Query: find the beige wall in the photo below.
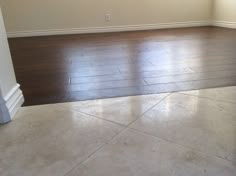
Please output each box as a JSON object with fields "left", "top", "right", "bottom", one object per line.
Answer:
{"left": 0, "top": 7, "right": 17, "bottom": 97}
{"left": 213, "top": 0, "right": 236, "bottom": 22}
{"left": 0, "top": 7, "right": 24, "bottom": 122}
{"left": 0, "top": 0, "right": 212, "bottom": 33}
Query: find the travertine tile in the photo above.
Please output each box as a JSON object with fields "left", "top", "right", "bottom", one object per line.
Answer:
{"left": 180, "top": 86, "right": 236, "bottom": 103}
{"left": 131, "top": 93, "right": 236, "bottom": 162}
{"left": 63, "top": 94, "right": 169, "bottom": 126}
{"left": 66, "top": 129, "right": 236, "bottom": 176}
{"left": 0, "top": 105, "right": 124, "bottom": 176}
{"left": 1, "top": 87, "right": 236, "bottom": 176}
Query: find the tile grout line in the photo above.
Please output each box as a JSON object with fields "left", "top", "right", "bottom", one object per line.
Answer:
{"left": 63, "top": 141, "right": 110, "bottom": 176}
{"left": 71, "top": 109, "right": 127, "bottom": 128}
{"left": 64, "top": 128, "right": 136, "bottom": 176}
{"left": 127, "top": 128, "right": 234, "bottom": 164}
{"left": 126, "top": 93, "right": 172, "bottom": 127}
{"left": 64, "top": 93, "right": 172, "bottom": 176}
{"left": 124, "top": 91, "right": 236, "bottom": 163}
{"left": 65, "top": 89, "right": 234, "bottom": 176}
{"left": 63, "top": 111, "right": 128, "bottom": 176}
{"left": 63, "top": 117, "right": 128, "bottom": 176}
{"left": 70, "top": 93, "right": 171, "bottom": 128}
{"left": 176, "top": 91, "right": 236, "bottom": 105}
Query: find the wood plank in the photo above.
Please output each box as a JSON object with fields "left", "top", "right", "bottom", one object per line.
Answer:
{"left": 8, "top": 26, "right": 236, "bottom": 106}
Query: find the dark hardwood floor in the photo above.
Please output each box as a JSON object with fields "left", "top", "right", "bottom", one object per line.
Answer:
{"left": 8, "top": 26, "right": 236, "bottom": 106}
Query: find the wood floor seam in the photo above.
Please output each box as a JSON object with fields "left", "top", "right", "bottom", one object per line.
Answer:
{"left": 9, "top": 26, "right": 236, "bottom": 105}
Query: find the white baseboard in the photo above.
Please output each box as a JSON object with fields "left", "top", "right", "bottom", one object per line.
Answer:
{"left": 7, "top": 21, "right": 211, "bottom": 38}
{"left": 0, "top": 97, "right": 11, "bottom": 123}
{"left": 3, "top": 84, "right": 24, "bottom": 120}
{"left": 212, "top": 21, "right": 236, "bottom": 29}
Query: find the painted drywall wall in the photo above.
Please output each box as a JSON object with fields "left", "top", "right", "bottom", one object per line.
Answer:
{"left": 213, "top": 0, "right": 236, "bottom": 22}
{"left": 0, "top": 0, "right": 212, "bottom": 35}
{"left": 0, "top": 7, "right": 17, "bottom": 97}
{"left": 0, "top": 7, "right": 23, "bottom": 122}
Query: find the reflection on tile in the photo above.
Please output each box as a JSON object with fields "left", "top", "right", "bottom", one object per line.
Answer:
{"left": 0, "top": 105, "right": 124, "bottom": 176}
{"left": 180, "top": 86, "right": 236, "bottom": 103}
{"left": 131, "top": 93, "right": 236, "bottom": 162}
{"left": 67, "top": 129, "right": 236, "bottom": 176}
{"left": 64, "top": 94, "right": 169, "bottom": 126}
{"left": 1, "top": 87, "right": 236, "bottom": 176}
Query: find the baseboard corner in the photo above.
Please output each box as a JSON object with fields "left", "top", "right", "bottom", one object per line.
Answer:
{"left": 4, "top": 84, "right": 24, "bottom": 120}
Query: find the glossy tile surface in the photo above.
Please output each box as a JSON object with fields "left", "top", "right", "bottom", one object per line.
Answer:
{"left": 180, "top": 86, "right": 236, "bottom": 103}
{"left": 131, "top": 93, "right": 236, "bottom": 162}
{"left": 63, "top": 94, "right": 169, "bottom": 126}
{"left": 0, "top": 87, "right": 236, "bottom": 176}
{"left": 67, "top": 129, "right": 236, "bottom": 176}
{"left": 0, "top": 104, "right": 124, "bottom": 176}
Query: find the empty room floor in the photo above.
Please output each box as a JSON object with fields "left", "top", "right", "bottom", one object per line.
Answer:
{"left": 0, "top": 86, "right": 236, "bottom": 175}
{"left": 9, "top": 26, "right": 236, "bottom": 106}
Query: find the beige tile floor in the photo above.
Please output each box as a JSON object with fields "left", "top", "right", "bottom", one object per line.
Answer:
{"left": 0, "top": 87, "right": 236, "bottom": 176}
